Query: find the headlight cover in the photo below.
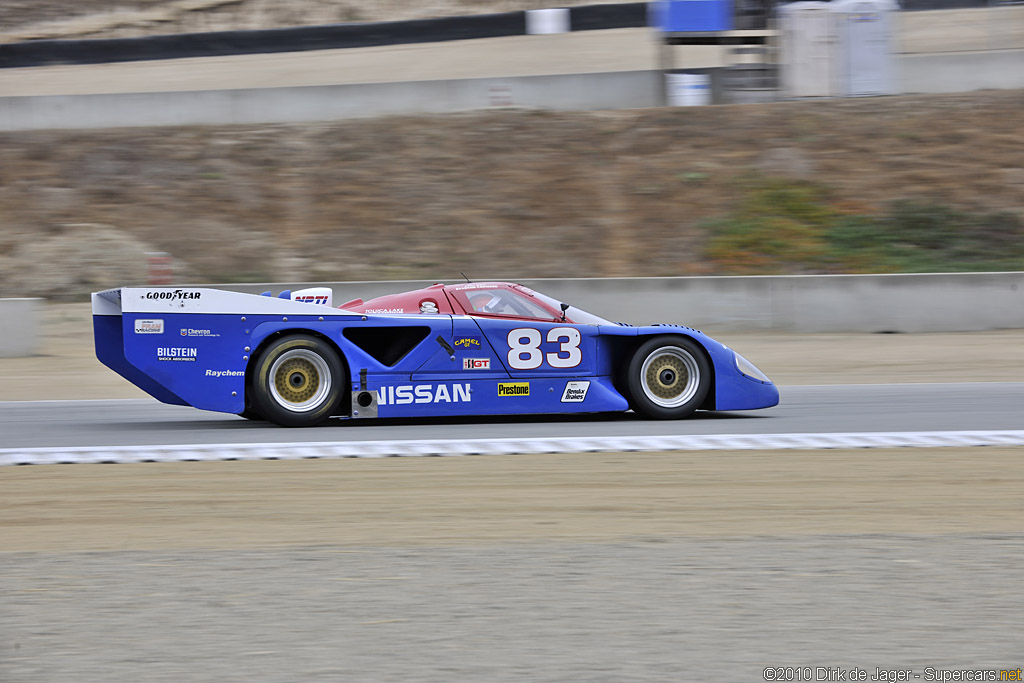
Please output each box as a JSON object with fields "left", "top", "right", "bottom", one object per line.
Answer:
{"left": 734, "top": 352, "right": 771, "bottom": 383}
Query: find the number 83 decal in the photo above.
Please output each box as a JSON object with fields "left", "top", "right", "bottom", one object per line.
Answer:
{"left": 507, "top": 327, "right": 582, "bottom": 370}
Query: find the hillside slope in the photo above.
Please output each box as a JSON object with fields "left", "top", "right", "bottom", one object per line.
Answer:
{"left": 1, "top": 90, "right": 1022, "bottom": 298}
{"left": 1, "top": 0, "right": 620, "bottom": 42}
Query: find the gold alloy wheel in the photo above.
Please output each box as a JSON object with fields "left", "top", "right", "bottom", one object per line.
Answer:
{"left": 268, "top": 348, "right": 332, "bottom": 413}
{"left": 640, "top": 346, "right": 700, "bottom": 408}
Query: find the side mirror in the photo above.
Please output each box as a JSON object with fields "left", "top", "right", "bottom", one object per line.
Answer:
{"left": 560, "top": 302, "right": 569, "bottom": 322}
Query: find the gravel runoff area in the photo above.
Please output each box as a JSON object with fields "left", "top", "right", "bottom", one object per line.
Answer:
{"left": 5, "top": 536, "right": 1024, "bottom": 683}
{"left": 3, "top": 449, "right": 1024, "bottom": 682}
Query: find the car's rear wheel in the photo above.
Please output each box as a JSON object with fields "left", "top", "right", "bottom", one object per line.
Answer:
{"left": 251, "top": 334, "right": 345, "bottom": 427}
{"left": 626, "top": 336, "right": 711, "bottom": 419}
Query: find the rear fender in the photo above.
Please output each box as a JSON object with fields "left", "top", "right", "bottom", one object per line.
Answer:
{"left": 92, "top": 291, "right": 189, "bottom": 406}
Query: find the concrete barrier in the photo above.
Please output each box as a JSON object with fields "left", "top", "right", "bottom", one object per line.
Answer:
{"left": 901, "top": 50, "right": 1024, "bottom": 93}
{"left": 0, "top": 298, "right": 42, "bottom": 357}
{"left": 2, "top": 46, "right": 1021, "bottom": 131}
{"left": 0, "top": 70, "right": 662, "bottom": 131}
{"left": 210, "top": 272, "right": 1024, "bottom": 333}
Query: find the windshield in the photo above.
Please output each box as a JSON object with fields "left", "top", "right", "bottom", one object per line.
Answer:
{"left": 520, "top": 288, "right": 615, "bottom": 326}
{"left": 462, "top": 288, "right": 555, "bottom": 319}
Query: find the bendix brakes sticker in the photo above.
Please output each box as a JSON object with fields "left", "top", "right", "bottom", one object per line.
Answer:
{"left": 561, "top": 381, "right": 590, "bottom": 403}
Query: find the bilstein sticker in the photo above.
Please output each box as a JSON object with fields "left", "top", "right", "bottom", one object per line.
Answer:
{"left": 157, "top": 347, "right": 197, "bottom": 361}
{"left": 497, "top": 382, "right": 529, "bottom": 397}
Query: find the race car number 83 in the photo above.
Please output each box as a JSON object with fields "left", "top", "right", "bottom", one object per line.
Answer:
{"left": 507, "top": 327, "right": 582, "bottom": 370}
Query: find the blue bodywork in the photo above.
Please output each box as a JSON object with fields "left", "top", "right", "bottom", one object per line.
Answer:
{"left": 93, "top": 288, "right": 778, "bottom": 420}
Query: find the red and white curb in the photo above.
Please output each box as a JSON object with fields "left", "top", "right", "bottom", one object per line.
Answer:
{"left": 2, "top": 430, "right": 1023, "bottom": 466}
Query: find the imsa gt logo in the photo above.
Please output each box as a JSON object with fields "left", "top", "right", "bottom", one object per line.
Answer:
{"left": 463, "top": 358, "right": 491, "bottom": 370}
{"left": 497, "top": 382, "right": 529, "bottom": 397}
{"left": 377, "top": 383, "right": 471, "bottom": 405}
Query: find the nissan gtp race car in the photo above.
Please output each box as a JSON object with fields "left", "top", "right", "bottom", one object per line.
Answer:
{"left": 92, "top": 281, "right": 778, "bottom": 427}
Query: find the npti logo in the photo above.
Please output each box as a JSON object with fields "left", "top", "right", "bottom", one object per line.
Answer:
{"left": 497, "top": 382, "right": 529, "bottom": 397}
{"left": 295, "top": 294, "right": 330, "bottom": 305}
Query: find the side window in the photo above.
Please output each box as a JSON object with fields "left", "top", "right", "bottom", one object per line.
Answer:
{"left": 457, "top": 288, "right": 555, "bottom": 320}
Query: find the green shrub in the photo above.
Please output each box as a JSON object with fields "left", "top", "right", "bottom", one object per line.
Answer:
{"left": 703, "top": 179, "right": 1024, "bottom": 274}
{"left": 703, "top": 179, "right": 833, "bottom": 274}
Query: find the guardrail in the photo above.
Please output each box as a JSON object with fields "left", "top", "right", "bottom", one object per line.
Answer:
{"left": 0, "top": 3, "right": 646, "bottom": 69}
{"left": 204, "top": 272, "right": 1024, "bottom": 333}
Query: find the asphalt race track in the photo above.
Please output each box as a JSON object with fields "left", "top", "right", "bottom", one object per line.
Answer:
{"left": 1, "top": 382, "right": 1021, "bottom": 451}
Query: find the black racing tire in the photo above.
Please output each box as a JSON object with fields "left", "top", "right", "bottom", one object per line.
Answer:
{"left": 237, "top": 408, "right": 263, "bottom": 421}
{"left": 250, "top": 334, "right": 345, "bottom": 427}
{"left": 626, "top": 335, "right": 711, "bottom": 420}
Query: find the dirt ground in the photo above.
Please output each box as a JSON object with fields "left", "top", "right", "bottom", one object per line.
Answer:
{"left": 3, "top": 447, "right": 1023, "bottom": 553}
{"left": 0, "top": 0, "right": 615, "bottom": 42}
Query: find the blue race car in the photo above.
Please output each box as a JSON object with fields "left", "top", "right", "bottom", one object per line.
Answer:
{"left": 93, "top": 281, "right": 778, "bottom": 427}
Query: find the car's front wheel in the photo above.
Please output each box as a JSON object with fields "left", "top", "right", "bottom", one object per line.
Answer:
{"left": 626, "top": 336, "right": 711, "bottom": 419}
{"left": 251, "top": 334, "right": 345, "bottom": 427}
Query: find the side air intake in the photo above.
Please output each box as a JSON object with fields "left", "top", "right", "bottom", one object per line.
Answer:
{"left": 343, "top": 326, "right": 430, "bottom": 366}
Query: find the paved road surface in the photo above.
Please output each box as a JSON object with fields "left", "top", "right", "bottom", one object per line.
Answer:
{"left": 1, "top": 382, "right": 1021, "bottom": 449}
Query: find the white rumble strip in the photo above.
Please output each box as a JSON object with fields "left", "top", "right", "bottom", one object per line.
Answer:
{"left": 2, "top": 431, "right": 1024, "bottom": 466}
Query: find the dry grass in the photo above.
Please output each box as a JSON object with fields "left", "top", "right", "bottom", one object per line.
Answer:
{"left": 1, "top": 90, "right": 1022, "bottom": 298}
{"left": 0, "top": 0, "right": 623, "bottom": 41}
